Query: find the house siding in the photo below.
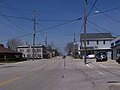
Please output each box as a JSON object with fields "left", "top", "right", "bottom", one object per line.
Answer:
{"left": 17, "top": 45, "right": 45, "bottom": 59}
{"left": 80, "top": 33, "right": 113, "bottom": 59}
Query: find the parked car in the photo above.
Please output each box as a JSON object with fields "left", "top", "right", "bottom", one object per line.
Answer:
{"left": 116, "top": 57, "right": 120, "bottom": 64}
{"left": 95, "top": 51, "right": 108, "bottom": 62}
{"left": 86, "top": 54, "right": 95, "bottom": 59}
{"left": 62, "top": 55, "right": 66, "bottom": 59}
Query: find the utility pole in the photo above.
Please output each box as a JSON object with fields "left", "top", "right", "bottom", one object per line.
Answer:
{"left": 84, "top": 0, "right": 87, "bottom": 64}
{"left": 74, "top": 33, "right": 76, "bottom": 44}
{"left": 45, "top": 33, "right": 48, "bottom": 47}
{"left": 32, "top": 10, "right": 36, "bottom": 61}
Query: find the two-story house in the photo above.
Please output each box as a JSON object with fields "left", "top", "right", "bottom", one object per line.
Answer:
{"left": 17, "top": 44, "right": 46, "bottom": 59}
{"left": 80, "top": 33, "right": 114, "bottom": 59}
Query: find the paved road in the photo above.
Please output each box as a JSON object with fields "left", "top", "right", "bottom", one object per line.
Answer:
{"left": 0, "top": 57, "right": 120, "bottom": 90}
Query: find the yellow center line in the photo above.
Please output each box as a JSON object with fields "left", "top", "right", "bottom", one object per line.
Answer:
{"left": 0, "top": 76, "right": 22, "bottom": 87}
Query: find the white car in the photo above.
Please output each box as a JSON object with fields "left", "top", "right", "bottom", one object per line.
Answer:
{"left": 87, "top": 54, "right": 95, "bottom": 59}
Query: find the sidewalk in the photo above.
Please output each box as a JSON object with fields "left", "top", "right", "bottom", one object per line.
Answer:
{"left": 0, "top": 60, "right": 30, "bottom": 68}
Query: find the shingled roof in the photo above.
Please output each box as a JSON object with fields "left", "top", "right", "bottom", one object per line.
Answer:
{"left": 0, "top": 44, "right": 21, "bottom": 54}
{"left": 80, "top": 33, "right": 113, "bottom": 40}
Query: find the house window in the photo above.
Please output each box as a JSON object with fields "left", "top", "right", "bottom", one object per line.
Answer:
{"left": 116, "top": 49, "right": 120, "bottom": 57}
{"left": 37, "top": 49, "right": 41, "bottom": 52}
{"left": 103, "top": 40, "right": 105, "bottom": 44}
{"left": 117, "top": 49, "right": 120, "bottom": 54}
{"left": 96, "top": 40, "right": 99, "bottom": 45}
{"left": 87, "top": 41, "right": 89, "bottom": 45}
{"left": 20, "top": 49, "right": 24, "bottom": 52}
{"left": 32, "top": 49, "right": 36, "bottom": 52}
{"left": 27, "top": 54, "right": 31, "bottom": 58}
{"left": 37, "top": 54, "right": 41, "bottom": 58}
{"left": 27, "top": 49, "right": 30, "bottom": 52}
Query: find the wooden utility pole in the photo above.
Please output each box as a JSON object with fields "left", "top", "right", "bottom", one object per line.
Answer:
{"left": 84, "top": 0, "right": 87, "bottom": 64}
{"left": 74, "top": 33, "right": 76, "bottom": 44}
{"left": 45, "top": 33, "right": 48, "bottom": 47}
{"left": 32, "top": 10, "right": 36, "bottom": 61}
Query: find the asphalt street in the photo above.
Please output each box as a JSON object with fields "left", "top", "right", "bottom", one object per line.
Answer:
{"left": 0, "top": 57, "right": 120, "bottom": 90}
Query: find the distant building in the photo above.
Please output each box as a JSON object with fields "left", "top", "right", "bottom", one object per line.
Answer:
{"left": 80, "top": 33, "right": 114, "bottom": 59}
{"left": 17, "top": 44, "right": 46, "bottom": 59}
{"left": 0, "top": 44, "right": 22, "bottom": 60}
{"left": 111, "top": 35, "right": 120, "bottom": 60}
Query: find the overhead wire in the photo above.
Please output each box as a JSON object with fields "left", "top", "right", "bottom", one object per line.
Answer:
{"left": 0, "top": 13, "right": 80, "bottom": 22}
{"left": 90, "top": 6, "right": 120, "bottom": 16}
{"left": 0, "top": 4, "right": 120, "bottom": 22}
{"left": 0, "top": 4, "right": 33, "bottom": 12}
{"left": 1, "top": 2, "right": 120, "bottom": 14}
{"left": 0, "top": 17, "right": 82, "bottom": 42}
{"left": 87, "top": 1, "right": 120, "bottom": 36}
{"left": 76, "top": 23, "right": 84, "bottom": 40}
{"left": 0, "top": 33, "right": 32, "bottom": 42}
{"left": 0, "top": 13, "right": 32, "bottom": 21}
{"left": 0, "top": 18, "right": 23, "bottom": 33}
{"left": 88, "top": 1, "right": 120, "bottom": 24}
{"left": 87, "top": 22, "right": 107, "bottom": 33}
{"left": 0, "top": 0, "right": 120, "bottom": 42}
{"left": 87, "top": 0, "right": 98, "bottom": 17}
{"left": 87, "top": 20, "right": 118, "bottom": 36}
{"left": 2, "top": 15, "right": 28, "bottom": 33}
{"left": 75, "top": 0, "right": 98, "bottom": 40}
{"left": 36, "top": 17, "right": 82, "bottom": 33}
{"left": 37, "top": 19, "right": 76, "bottom": 22}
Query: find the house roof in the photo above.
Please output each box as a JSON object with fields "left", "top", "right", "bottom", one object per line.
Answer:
{"left": 80, "top": 33, "right": 113, "bottom": 40}
{"left": 17, "top": 44, "right": 44, "bottom": 48}
{"left": 0, "top": 44, "right": 22, "bottom": 54}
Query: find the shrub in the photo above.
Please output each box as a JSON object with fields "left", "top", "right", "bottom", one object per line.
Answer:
{"left": 0, "top": 57, "right": 27, "bottom": 62}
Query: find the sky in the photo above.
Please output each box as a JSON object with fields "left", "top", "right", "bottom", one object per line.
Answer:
{"left": 0, "top": 0, "right": 120, "bottom": 53}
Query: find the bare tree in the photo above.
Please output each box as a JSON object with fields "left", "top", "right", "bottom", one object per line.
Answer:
{"left": 65, "top": 42, "right": 78, "bottom": 58}
{"left": 65, "top": 42, "right": 73, "bottom": 56}
{"left": 7, "top": 38, "right": 24, "bottom": 51}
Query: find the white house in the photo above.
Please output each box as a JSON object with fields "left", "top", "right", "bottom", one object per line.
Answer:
{"left": 80, "top": 33, "right": 114, "bottom": 59}
{"left": 17, "top": 44, "right": 46, "bottom": 59}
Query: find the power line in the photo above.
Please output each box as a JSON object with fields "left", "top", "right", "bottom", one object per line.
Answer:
{"left": 0, "top": 4, "right": 86, "bottom": 14}
{"left": 0, "top": 13, "right": 32, "bottom": 21}
{"left": 0, "top": 13, "right": 81, "bottom": 22}
{"left": 75, "top": 0, "right": 97, "bottom": 40}
{"left": 0, "top": 4, "right": 33, "bottom": 12}
{"left": 103, "top": 6, "right": 120, "bottom": 13}
{"left": 90, "top": 6, "right": 120, "bottom": 16}
{"left": 0, "top": 19, "right": 22, "bottom": 32}
{"left": 87, "top": 22, "right": 108, "bottom": 33}
{"left": 36, "top": 18, "right": 82, "bottom": 33}
{"left": 87, "top": 0, "right": 98, "bottom": 17}
{"left": 0, "top": 4, "right": 120, "bottom": 22}
{"left": 76, "top": 23, "right": 84, "bottom": 40}
{"left": 37, "top": 19, "right": 76, "bottom": 22}
{"left": 1, "top": 2, "right": 120, "bottom": 15}
{"left": 0, "top": 33, "right": 32, "bottom": 42}
{"left": 87, "top": 20, "right": 118, "bottom": 36}
{"left": 88, "top": 1, "right": 120, "bottom": 24}
{"left": 0, "top": 17, "right": 82, "bottom": 42}
{"left": 2, "top": 14, "right": 28, "bottom": 33}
